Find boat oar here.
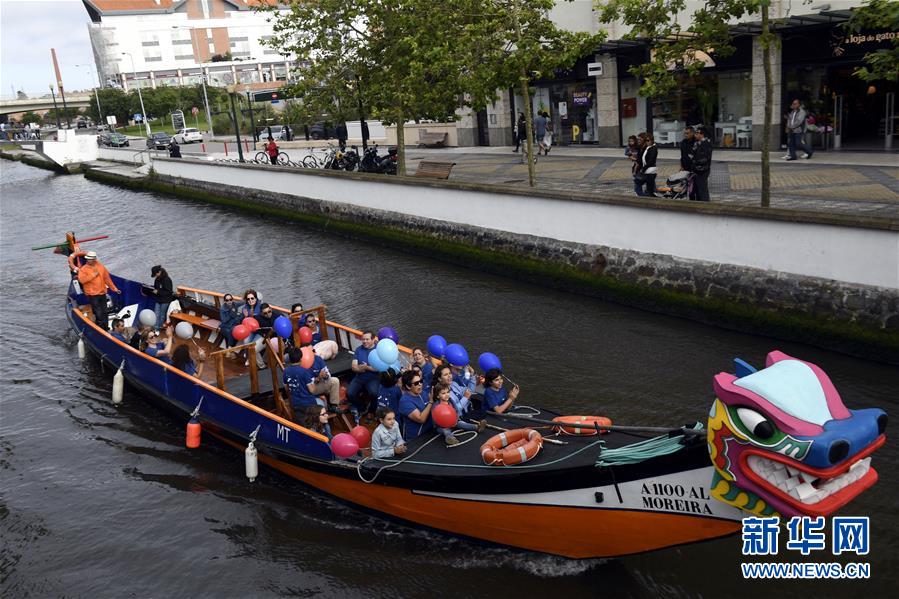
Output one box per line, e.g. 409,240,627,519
495,411,706,437
472,419,567,445
31,234,109,251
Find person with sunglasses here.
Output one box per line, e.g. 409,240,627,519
398,370,435,441
240,289,261,319
219,294,242,348
140,326,174,364
303,313,322,345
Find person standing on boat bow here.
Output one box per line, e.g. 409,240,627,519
73,250,120,330
149,265,174,328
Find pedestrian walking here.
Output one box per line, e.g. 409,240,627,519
635,133,658,197
630,134,644,195
513,112,526,153
336,122,348,151
543,112,553,155
691,126,713,202
534,111,548,155
784,99,814,161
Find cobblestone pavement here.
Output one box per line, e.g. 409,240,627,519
405,151,899,218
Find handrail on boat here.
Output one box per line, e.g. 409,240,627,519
208,340,260,395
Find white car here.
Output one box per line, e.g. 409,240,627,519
172,128,203,144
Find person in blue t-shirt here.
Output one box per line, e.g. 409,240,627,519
347,331,380,414
483,368,518,413
398,370,434,441
377,368,402,414
172,343,206,379
142,327,174,364
283,347,324,411
303,313,323,345
110,318,128,343
451,362,477,396
411,347,434,389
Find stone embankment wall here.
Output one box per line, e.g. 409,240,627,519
85,158,899,362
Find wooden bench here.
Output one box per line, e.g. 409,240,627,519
169,311,225,345
414,160,456,180
418,129,448,147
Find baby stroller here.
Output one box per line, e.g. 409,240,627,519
657,170,693,199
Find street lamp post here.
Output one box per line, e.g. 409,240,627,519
122,52,150,136
75,63,104,126
49,84,62,130
172,25,214,136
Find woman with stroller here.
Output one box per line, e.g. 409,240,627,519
635,133,658,197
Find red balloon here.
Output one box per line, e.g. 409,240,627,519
300,346,315,369
232,324,250,341
432,403,458,428
350,425,372,448
243,317,259,333
298,326,314,345
331,433,359,458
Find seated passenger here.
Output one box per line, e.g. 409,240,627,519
346,331,380,415
172,343,206,378
371,407,407,459
219,294,241,347
130,324,152,350
451,362,477,396
256,302,276,337
240,289,261,319
483,368,518,414
303,313,339,360
376,368,402,414
111,318,128,343
283,347,324,411
307,344,340,408
303,313,323,345
142,327,174,364
302,405,333,440
398,370,434,441
431,382,484,445
411,347,434,389
434,364,473,418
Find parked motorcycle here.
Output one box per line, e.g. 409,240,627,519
358,144,398,175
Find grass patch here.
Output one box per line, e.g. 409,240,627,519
82,167,899,364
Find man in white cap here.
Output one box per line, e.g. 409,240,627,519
75,251,120,330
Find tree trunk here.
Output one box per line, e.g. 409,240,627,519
761,3,772,208
396,115,406,176
511,0,536,187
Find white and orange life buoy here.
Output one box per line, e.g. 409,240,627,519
552,415,612,436
480,428,543,466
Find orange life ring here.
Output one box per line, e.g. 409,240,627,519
552,415,612,436
480,428,543,466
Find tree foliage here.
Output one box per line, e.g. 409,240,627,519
845,0,899,83
20,111,42,125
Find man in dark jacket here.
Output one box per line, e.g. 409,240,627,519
513,112,526,152
691,127,713,202
150,265,175,326
680,126,696,200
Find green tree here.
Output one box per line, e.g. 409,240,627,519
845,0,899,83
597,0,777,207
20,111,42,125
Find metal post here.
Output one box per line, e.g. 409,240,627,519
123,52,150,136
76,64,104,126
356,74,367,149
49,85,62,130
229,93,245,162
201,75,214,136
246,90,258,143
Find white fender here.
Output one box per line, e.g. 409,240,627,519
112,361,124,404
245,441,258,482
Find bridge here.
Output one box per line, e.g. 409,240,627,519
0,94,93,115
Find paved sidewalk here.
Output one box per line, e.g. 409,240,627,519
403,146,899,218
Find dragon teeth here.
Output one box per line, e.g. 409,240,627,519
786,465,800,477
794,482,818,500
799,470,818,484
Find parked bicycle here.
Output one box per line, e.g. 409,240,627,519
254,150,290,165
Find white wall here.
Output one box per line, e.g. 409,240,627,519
41,130,99,165
150,158,899,290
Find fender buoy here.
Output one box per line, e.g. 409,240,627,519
552,415,612,436
245,440,258,482
186,417,202,448
480,428,543,466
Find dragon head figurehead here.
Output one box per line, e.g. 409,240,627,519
708,350,887,519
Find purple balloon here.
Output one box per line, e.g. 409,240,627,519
427,334,447,357
377,326,399,343
444,343,469,367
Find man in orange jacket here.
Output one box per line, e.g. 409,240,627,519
75,250,120,330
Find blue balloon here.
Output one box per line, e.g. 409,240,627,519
444,343,469,367
391,360,402,372
378,326,399,343
376,338,399,364
478,352,502,372
274,315,293,338
427,335,447,358
368,349,389,372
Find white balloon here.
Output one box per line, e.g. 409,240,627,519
138,309,157,327
175,321,194,340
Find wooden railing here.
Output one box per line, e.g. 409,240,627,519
208,341,259,395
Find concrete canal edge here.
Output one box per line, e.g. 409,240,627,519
82,162,899,364
0,149,68,173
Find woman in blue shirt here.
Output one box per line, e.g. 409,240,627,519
141,327,174,364
483,368,518,413
172,343,205,378
398,370,434,441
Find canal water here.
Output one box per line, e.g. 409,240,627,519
1,160,896,597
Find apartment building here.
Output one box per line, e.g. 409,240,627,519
82,0,291,92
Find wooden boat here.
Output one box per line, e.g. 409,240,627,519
60,239,887,559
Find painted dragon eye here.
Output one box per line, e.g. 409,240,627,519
736,407,775,439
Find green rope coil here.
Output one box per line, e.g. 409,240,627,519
595,423,703,467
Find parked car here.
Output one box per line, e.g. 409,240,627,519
308,122,334,140
146,132,172,149
257,124,287,141
172,127,203,144
99,132,129,147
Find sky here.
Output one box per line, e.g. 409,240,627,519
0,0,98,98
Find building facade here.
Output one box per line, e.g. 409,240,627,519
82,0,292,91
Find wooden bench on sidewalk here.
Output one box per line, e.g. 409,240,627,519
418,129,448,147
414,160,456,180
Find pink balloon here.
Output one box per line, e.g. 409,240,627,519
267,338,281,354
232,324,250,341
331,433,359,458
432,403,458,428
243,317,260,333
298,326,313,345
300,346,315,369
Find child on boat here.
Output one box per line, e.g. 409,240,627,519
303,405,332,440
431,382,484,446
483,368,518,414
371,407,406,458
